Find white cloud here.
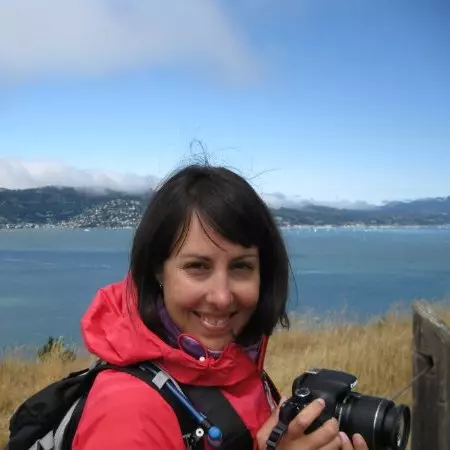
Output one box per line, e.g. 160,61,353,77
262,192,377,210
262,192,309,209
0,158,378,208
0,0,259,83
0,157,158,193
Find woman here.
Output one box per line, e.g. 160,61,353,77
73,163,368,450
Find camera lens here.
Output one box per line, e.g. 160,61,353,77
338,393,411,450
396,417,405,446
384,404,410,449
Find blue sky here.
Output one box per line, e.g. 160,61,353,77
0,0,449,206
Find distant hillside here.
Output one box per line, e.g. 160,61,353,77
273,197,450,226
0,187,151,228
0,186,449,228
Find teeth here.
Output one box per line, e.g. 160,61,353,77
200,315,229,326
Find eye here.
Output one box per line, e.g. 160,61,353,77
184,261,209,271
232,261,255,271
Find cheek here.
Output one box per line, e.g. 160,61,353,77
237,283,260,309
164,276,205,310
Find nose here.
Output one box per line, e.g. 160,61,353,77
206,271,233,310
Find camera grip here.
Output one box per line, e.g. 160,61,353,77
266,387,330,449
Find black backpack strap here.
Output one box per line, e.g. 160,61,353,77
61,397,87,450
180,384,253,450
105,364,200,445
61,362,201,450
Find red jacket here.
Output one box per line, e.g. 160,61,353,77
73,277,276,450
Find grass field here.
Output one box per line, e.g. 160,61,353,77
1,302,449,448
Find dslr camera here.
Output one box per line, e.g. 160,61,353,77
266,368,411,450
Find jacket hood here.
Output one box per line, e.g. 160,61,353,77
81,276,269,387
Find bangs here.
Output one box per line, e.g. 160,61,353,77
171,208,260,256
197,174,265,249
170,182,264,254
197,207,260,250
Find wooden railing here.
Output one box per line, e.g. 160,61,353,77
412,301,450,450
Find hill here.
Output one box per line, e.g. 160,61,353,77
273,197,450,226
0,186,449,228
0,187,151,229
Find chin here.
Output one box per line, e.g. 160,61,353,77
202,336,233,351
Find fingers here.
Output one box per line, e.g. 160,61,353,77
319,434,343,450
285,399,341,448
287,398,326,436
352,433,369,450
300,418,340,448
340,432,354,450
340,432,369,450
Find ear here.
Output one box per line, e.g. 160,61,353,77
155,271,163,287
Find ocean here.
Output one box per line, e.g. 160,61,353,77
1,227,449,350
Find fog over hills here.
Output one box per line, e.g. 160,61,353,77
0,158,159,194
0,157,422,210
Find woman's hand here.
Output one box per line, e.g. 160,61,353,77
339,431,368,450
256,397,369,450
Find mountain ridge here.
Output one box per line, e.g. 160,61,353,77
0,186,449,228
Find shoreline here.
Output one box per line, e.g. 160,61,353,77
1,223,450,231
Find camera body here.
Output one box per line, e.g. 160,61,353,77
274,368,410,450
279,368,357,434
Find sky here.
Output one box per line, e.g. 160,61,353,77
0,0,449,207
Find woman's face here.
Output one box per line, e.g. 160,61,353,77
160,214,260,351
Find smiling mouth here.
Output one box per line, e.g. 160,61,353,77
193,311,237,328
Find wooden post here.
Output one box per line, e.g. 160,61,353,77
412,301,450,450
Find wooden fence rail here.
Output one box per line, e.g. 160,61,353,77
412,301,450,450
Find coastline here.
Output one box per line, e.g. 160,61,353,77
1,223,450,231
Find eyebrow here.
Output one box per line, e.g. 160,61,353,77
179,252,258,260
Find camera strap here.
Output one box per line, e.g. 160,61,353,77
265,422,289,449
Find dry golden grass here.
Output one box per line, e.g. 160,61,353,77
1,305,449,448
